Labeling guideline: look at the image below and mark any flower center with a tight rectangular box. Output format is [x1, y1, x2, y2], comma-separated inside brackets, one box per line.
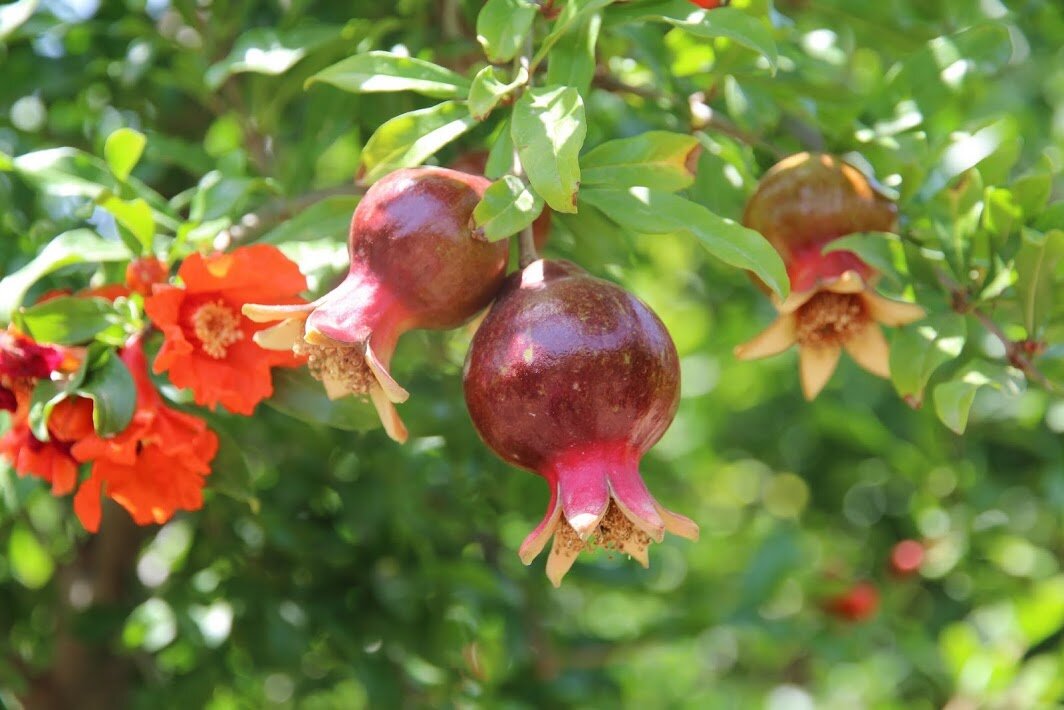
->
[294, 340, 375, 395]
[191, 301, 244, 359]
[556, 501, 653, 556]
[795, 291, 868, 347]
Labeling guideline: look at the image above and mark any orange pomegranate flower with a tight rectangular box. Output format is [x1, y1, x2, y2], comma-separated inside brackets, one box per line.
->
[0, 397, 95, 495]
[71, 337, 218, 532]
[144, 245, 307, 415]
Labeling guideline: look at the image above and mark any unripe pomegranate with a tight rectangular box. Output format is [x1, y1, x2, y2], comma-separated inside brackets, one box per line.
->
[447, 151, 552, 250]
[825, 582, 879, 622]
[125, 256, 169, 296]
[244, 167, 509, 442]
[735, 153, 924, 399]
[463, 259, 698, 586]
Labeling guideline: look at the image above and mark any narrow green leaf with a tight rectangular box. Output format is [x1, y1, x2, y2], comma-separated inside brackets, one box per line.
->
[533, 0, 613, 69]
[476, 0, 538, 64]
[1012, 155, 1054, 218]
[18, 297, 119, 345]
[544, 12, 602, 96]
[307, 51, 470, 98]
[580, 187, 788, 298]
[260, 195, 360, 245]
[580, 131, 701, 192]
[9, 524, 53, 590]
[607, 2, 777, 71]
[472, 176, 545, 242]
[512, 86, 586, 214]
[13, 147, 115, 200]
[100, 196, 155, 252]
[890, 314, 967, 406]
[77, 349, 137, 437]
[360, 101, 477, 185]
[0, 230, 129, 323]
[0, 0, 37, 41]
[485, 119, 514, 179]
[1015, 228, 1064, 337]
[104, 128, 147, 181]
[933, 362, 1021, 434]
[468, 65, 527, 121]
[207, 25, 341, 89]
[267, 368, 382, 432]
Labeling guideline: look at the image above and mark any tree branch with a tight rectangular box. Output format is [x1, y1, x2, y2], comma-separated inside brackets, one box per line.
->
[936, 270, 1057, 391]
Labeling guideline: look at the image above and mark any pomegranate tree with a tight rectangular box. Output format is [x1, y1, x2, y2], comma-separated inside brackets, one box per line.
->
[464, 259, 698, 586]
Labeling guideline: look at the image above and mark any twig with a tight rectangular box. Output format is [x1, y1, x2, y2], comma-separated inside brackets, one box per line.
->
[936, 270, 1057, 391]
[513, 34, 540, 268]
[215, 183, 365, 249]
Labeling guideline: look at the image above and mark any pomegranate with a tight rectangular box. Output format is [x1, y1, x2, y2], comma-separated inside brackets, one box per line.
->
[690, 0, 726, 7]
[889, 539, 925, 577]
[826, 582, 879, 622]
[463, 259, 698, 586]
[244, 167, 509, 442]
[735, 153, 924, 399]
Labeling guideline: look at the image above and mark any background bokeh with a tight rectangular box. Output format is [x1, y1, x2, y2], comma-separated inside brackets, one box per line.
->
[2, 0, 1064, 707]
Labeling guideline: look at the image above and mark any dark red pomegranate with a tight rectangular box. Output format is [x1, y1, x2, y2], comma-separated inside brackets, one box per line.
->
[244, 167, 510, 442]
[826, 582, 880, 622]
[463, 259, 698, 586]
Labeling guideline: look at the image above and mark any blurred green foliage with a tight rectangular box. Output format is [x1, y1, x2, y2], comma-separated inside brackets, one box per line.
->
[2, 0, 1064, 707]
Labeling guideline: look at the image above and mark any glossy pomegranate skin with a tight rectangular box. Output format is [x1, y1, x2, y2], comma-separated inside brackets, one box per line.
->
[743, 153, 897, 265]
[348, 167, 509, 330]
[463, 260, 680, 473]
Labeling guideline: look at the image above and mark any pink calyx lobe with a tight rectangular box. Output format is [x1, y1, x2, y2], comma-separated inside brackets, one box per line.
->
[464, 259, 698, 585]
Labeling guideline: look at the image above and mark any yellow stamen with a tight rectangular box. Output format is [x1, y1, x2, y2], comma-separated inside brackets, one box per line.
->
[192, 301, 244, 359]
[294, 340, 375, 395]
[795, 291, 868, 347]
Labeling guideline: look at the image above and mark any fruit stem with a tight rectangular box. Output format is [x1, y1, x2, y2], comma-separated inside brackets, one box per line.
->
[512, 33, 540, 268]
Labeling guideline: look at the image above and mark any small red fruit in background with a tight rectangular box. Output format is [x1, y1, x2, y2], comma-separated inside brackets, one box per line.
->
[826, 582, 879, 622]
[690, 0, 726, 8]
[125, 256, 169, 296]
[890, 539, 925, 576]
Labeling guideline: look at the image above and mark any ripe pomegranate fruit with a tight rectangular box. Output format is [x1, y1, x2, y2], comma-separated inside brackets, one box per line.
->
[826, 582, 879, 622]
[463, 259, 698, 586]
[690, 0, 726, 7]
[244, 167, 509, 442]
[447, 150, 552, 249]
[735, 153, 924, 399]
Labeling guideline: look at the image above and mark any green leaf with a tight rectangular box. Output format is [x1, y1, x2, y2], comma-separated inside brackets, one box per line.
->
[18, 297, 120, 345]
[104, 128, 147, 182]
[890, 313, 967, 407]
[360, 101, 477, 185]
[206, 25, 341, 88]
[607, 2, 777, 71]
[1017, 576, 1064, 647]
[472, 176, 544, 242]
[485, 119, 514, 178]
[0, 230, 129, 323]
[933, 362, 1022, 434]
[544, 12, 601, 96]
[580, 131, 701, 192]
[267, 368, 381, 432]
[100, 196, 155, 252]
[0, 0, 37, 41]
[533, 0, 613, 69]
[1012, 155, 1054, 218]
[476, 0, 538, 64]
[468, 65, 528, 121]
[12, 147, 115, 200]
[1014, 228, 1064, 337]
[981, 187, 1021, 243]
[512, 86, 586, 214]
[78, 349, 137, 437]
[260, 195, 360, 245]
[307, 51, 470, 99]
[8, 524, 53, 590]
[580, 187, 788, 298]
[822, 232, 905, 287]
